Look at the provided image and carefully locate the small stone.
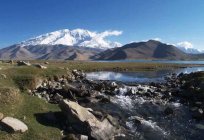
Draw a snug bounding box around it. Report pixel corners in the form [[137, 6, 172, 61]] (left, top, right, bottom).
[[35, 64, 47, 69], [110, 82, 117, 88], [79, 135, 88, 140]]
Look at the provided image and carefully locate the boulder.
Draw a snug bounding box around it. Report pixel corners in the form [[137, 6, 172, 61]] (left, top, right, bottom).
[[17, 61, 31, 66], [35, 64, 47, 69], [59, 100, 119, 140], [0, 117, 28, 133], [0, 112, 4, 120]]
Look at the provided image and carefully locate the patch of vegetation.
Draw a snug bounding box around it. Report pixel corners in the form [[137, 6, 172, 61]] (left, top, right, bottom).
[[0, 64, 64, 140]]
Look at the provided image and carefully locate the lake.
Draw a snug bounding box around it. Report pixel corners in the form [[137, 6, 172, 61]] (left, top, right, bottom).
[[95, 60, 204, 64], [86, 66, 204, 83]]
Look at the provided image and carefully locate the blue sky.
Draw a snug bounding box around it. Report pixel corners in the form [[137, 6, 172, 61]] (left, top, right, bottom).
[[0, 0, 204, 49]]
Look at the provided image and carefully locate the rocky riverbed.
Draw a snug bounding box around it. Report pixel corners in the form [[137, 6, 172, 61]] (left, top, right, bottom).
[[31, 69, 204, 140]]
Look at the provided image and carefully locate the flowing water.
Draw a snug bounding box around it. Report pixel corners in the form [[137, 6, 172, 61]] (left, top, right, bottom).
[[86, 66, 204, 140], [111, 86, 204, 140]]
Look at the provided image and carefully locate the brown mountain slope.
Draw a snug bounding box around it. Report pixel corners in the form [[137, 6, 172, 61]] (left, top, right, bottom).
[[92, 40, 191, 60], [0, 44, 101, 60]]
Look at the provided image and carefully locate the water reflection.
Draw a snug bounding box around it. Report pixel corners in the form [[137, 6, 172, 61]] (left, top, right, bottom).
[[96, 60, 204, 64], [86, 67, 204, 83]]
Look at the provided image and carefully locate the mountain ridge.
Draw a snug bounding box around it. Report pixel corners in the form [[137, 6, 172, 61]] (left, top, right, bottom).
[[0, 44, 102, 60], [92, 40, 192, 60], [18, 29, 122, 50]]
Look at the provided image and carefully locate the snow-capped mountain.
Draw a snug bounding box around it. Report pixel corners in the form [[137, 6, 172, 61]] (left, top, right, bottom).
[[176, 42, 204, 54], [176, 46, 204, 54], [19, 29, 122, 49]]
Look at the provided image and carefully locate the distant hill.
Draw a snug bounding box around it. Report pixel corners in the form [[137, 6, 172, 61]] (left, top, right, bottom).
[[92, 40, 192, 60], [0, 44, 101, 60]]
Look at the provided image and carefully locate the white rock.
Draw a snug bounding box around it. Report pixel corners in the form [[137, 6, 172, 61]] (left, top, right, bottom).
[[35, 64, 47, 69], [1, 117, 28, 133], [79, 135, 88, 140]]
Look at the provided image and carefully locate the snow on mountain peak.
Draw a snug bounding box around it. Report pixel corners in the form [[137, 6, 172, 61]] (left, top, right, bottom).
[[19, 29, 122, 49], [176, 41, 204, 54]]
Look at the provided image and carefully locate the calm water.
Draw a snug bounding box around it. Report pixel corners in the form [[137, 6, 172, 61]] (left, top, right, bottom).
[[95, 60, 204, 64], [86, 67, 204, 83]]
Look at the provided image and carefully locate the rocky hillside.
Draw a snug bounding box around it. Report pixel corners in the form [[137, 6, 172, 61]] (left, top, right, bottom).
[[92, 40, 191, 60]]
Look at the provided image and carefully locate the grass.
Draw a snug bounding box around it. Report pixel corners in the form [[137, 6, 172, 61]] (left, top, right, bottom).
[[0, 60, 204, 140], [0, 64, 64, 140], [0, 92, 61, 140], [11, 60, 204, 72]]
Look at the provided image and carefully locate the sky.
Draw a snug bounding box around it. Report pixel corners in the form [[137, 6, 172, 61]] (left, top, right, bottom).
[[0, 0, 204, 50]]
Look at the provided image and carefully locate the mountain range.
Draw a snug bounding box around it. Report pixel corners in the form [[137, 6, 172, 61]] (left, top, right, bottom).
[[0, 29, 203, 60], [19, 29, 122, 49]]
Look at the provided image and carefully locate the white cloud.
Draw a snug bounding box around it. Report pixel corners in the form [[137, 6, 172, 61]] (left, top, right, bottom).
[[77, 30, 123, 49], [98, 30, 123, 38], [176, 41, 193, 49]]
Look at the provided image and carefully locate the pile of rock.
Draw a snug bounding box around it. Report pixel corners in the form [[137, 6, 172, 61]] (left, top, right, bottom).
[[30, 69, 204, 139], [31, 69, 115, 104]]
